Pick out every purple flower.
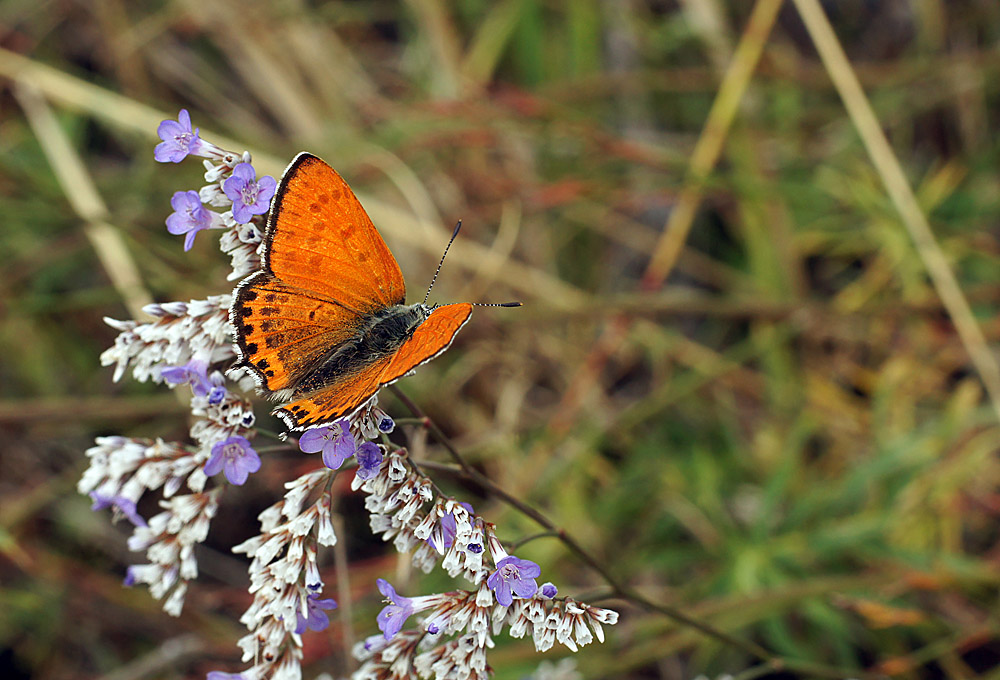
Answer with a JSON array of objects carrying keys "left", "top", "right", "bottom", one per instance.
[
  {"left": 90, "top": 492, "right": 147, "bottom": 528},
  {"left": 294, "top": 591, "right": 338, "bottom": 634},
  {"left": 223, "top": 163, "right": 276, "bottom": 224},
  {"left": 376, "top": 578, "right": 414, "bottom": 640},
  {"left": 166, "top": 190, "right": 215, "bottom": 251},
  {"left": 372, "top": 406, "right": 395, "bottom": 433},
  {"left": 206, "top": 672, "right": 245, "bottom": 680},
  {"left": 487, "top": 555, "right": 540, "bottom": 607},
  {"left": 299, "top": 420, "right": 356, "bottom": 470},
  {"left": 154, "top": 109, "right": 205, "bottom": 163},
  {"left": 206, "top": 374, "right": 227, "bottom": 405},
  {"left": 123, "top": 565, "right": 139, "bottom": 586},
  {"left": 540, "top": 582, "right": 558, "bottom": 599},
  {"left": 205, "top": 435, "right": 260, "bottom": 485},
  {"left": 161, "top": 358, "right": 205, "bottom": 392},
  {"left": 161, "top": 360, "right": 226, "bottom": 404},
  {"left": 355, "top": 442, "right": 383, "bottom": 480},
  {"left": 430, "top": 502, "right": 474, "bottom": 550}
]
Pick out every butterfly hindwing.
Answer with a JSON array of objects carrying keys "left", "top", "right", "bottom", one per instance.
[
  {"left": 232, "top": 272, "right": 364, "bottom": 393},
  {"left": 382, "top": 303, "right": 473, "bottom": 383},
  {"left": 265, "top": 153, "right": 406, "bottom": 313},
  {"left": 274, "top": 356, "right": 395, "bottom": 431}
]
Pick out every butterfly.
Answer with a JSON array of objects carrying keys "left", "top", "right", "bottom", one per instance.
[{"left": 230, "top": 152, "right": 479, "bottom": 433}]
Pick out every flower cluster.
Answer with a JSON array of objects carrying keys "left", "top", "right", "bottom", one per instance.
[
  {"left": 231, "top": 468, "right": 338, "bottom": 680},
  {"left": 82, "top": 112, "right": 273, "bottom": 619},
  {"left": 350, "top": 448, "right": 618, "bottom": 679},
  {"left": 82, "top": 110, "right": 617, "bottom": 680},
  {"left": 79, "top": 436, "right": 216, "bottom": 613}
]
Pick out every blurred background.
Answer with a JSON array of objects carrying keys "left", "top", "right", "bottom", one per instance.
[{"left": 2, "top": 1, "right": 1000, "bottom": 679}]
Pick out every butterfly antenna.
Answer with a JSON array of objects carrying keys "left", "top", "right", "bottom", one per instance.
[
  {"left": 473, "top": 301, "right": 522, "bottom": 307},
  {"left": 423, "top": 220, "right": 463, "bottom": 305}
]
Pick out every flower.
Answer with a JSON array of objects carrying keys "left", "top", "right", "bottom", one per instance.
[
  {"left": 355, "top": 442, "right": 383, "bottom": 480},
  {"left": 376, "top": 578, "right": 414, "bottom": 640},
  {"left": 89, "top": 491, "right": 147, "bottom": 528},
  {"left": 432, "top": 501, "right": 474, "bottom": 550},
  {"left": 299, "top": 420, "right": 356, "bottom": 470},
  {"left": 206, "top": 672, "right": 244, "bottom": 680},
  {"left": 166, "top": 190, "right": 217, "bottom": 251},
  {"left": 540, "top": 582, "right": 558, "bottom": 599},
  {"left": 223, "top": 163, "right": 276, "bottom": 224},
  {"left": 161, "top": 358, "right": 226, "bottom": 404},
  {"left": 205, "top": 435, "right": 260, "bottom": 485},
  {"left": 371, "top": 405, "right": 395, "bottom": 433},
  {"left": 294, "top": 591, "right": 338, "bottom": 634},
  {"left": 154, "top": 110, "right": 205, "bottom": 163},
  {"left": 205, "top": 373, "right": 227, "bottom": 405},
  {"left": 161, "top": 358, "right": 211, "bottom": 394},
  {"left": 487, "top": 555, "right": 540, "bottom": 607}
]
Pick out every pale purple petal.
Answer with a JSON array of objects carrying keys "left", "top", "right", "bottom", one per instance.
[
  {"left": 230, "top": 201, "right": 252, "bottom": 225},
  {"left": 154, "top": 110, "right": 203, "bottom": 163},
  {"left": 204, "top": 449, "right": 225, "bottom": 477},
  {"left": 488, "top": 555, "right": 541, "bottom": 606},
  {"left": 298, "top": 427, "right": 330, "bottom": 454},
  {"left": 206, "top": 436, "right": 260, "bottom": 486},
  {"left": 322, "top": 441, "right": 353, "bottom": 470},
  {"left": 377, "top": 578, "right": 396, "bottom": 600},
  {"left": 511, "top": 576, "right": 538, "bottom": 599},
  {"left": 159, "top": 364, "right": 190, "bottom": 384},
  {"left": 231, "top": 162, "right": 256, "bottom": 183},
  {"left": 375, "top": 578, "right": 414, "bottom": 639},
  {"left": 493, "top": 579, "right": 513, "bottom": 607},
  {"left": 509, "top": 556, "right": 541, "bottom": 578},
  {"left": 255, "top": 175, "right": 277, "bottom": 206},
  {"left": 355, "top": 442, "right": 382, "bottom": 480},
  {"left": 89, "top": 492, "right": 147, "bottom": 528},
  {"left": 223, "top": 174, "right": 247, "bottom": 203},
  {"left": 206, "top": 672, "right": 244, "bottom": 680},
  {"left": 165, "top": 190, "right": 213, "bottom": 250}
]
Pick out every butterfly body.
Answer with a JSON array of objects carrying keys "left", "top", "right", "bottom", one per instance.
[
  {"left": 230, "top": 153, "right": 472, "bottom": 432},
  {"left": 291, "top": 302, "right": 431, "bottom": 395}
]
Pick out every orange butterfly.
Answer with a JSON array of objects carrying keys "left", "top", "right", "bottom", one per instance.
[{"left": 230, "top": 153, "right": 479, "bottom": 432}]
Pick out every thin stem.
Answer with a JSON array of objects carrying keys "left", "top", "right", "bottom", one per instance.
[
  {"left": 389, "top": 385, "right": 476, "bottom": 478},
  {"left": 387, "top": 388, "right": 883, "bottom": 678},
  {"left": 507, "top": 530, "right": 559, "bottom": 551},
  {"left": 254, "top": 444, "right": 298, "bottom": 454},
  {"left": 394, "top": 406, "right": 774, "bottom": 663},
  {"left": 255, "top": 427, "right": 292, "bottom": 443}
]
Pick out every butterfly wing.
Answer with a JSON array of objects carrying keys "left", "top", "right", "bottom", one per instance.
[
  {"left": 382, "top": 303, "right": 473, "bottom": 383},
  {"left": 263, "top": 153, "right": 406, "bottom": 312},
  {"left": 231, "top": 273, "right": 364, "bottom": 393},
  {"left": 274, "top": 357, "right": 395, "bottom": 431},
  {"left": 273, "top": 304, "right": 473, "bottom": 431},
  {"left": 232, "top": 152, "right": 405, "bottom": 393}
]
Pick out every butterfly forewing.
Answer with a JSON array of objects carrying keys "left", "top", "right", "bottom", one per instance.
[
  {"left": 265, "top": 153, "right": 406, "bottom": 312},
  {"left": 382, "top": 303, "right": 473, "bottom": 383},
  {"left": 232, "top": 273, "right": 364, "bottom": 392}
]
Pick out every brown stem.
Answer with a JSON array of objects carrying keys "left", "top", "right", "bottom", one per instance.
[{"left": 388, "top": 399, "right": 883, "bottom": 678}]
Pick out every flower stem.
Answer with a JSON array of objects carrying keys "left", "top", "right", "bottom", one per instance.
[{"left": 392, "top": 388, "right": 880, "bottom": 679}]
